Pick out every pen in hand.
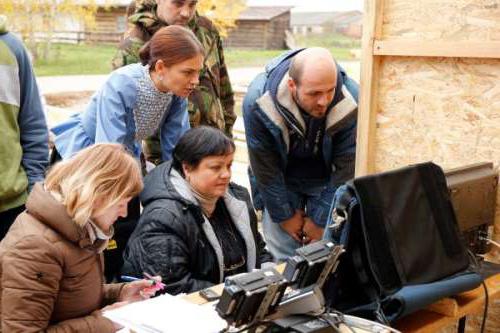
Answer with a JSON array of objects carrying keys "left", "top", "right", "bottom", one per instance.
[
  {"left": 120, "top": 275, "right": 143, "bottom": 283},
  {"left": 120, "top": 274, "right": 166, "bottom": 293}
]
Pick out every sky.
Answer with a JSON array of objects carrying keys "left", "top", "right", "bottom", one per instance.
[{"left": 246, "top": 0, "right": 364, "bottom": 12}]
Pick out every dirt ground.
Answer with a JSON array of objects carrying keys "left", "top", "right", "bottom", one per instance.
[{"left": 44, "top": 91, "right": 94, "bottom": 108}]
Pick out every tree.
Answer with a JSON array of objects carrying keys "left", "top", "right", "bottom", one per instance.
[
  {"left": 197, "top": 0, "right": 246, "bottom": 37},
  {"left": 0, "top": 0, "right": 99, "bottom": 60}
]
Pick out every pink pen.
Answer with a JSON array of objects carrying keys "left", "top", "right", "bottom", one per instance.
[{"left": 143, "top": 272, "right": 166, "bottom": 293}]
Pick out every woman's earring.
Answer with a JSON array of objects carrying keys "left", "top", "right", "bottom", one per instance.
[{"left": 158, "top": 75, "right": 163, "bottom": 82}]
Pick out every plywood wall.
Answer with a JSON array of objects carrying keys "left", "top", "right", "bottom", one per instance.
[
  {"left": 382, "top": 0, "right": 500, "bottom": 41},
  {"left": 374, "top": 56, "right": 500, "bottom": 172},
  {"left": 357, "top": 0, "right": 500, "bottom": 266}
]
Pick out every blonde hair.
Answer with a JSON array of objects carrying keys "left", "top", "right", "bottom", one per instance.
[{"left": 45, "top": 144, "right": 143, "bottom": 227}]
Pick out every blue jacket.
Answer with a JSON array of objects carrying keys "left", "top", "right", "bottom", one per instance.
[
  {"left": 52, "top": 63, "right": 189, "bottom": 161},
  {"left": 243, "top": 50, "right": 359, "bottom": 227},
  {"left": 0, "top": 27, "right": 48, "bottom": 212}
]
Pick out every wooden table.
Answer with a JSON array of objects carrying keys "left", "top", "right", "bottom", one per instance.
[{"left": 395, "top": 273, "right": 500, "bottom": 332}]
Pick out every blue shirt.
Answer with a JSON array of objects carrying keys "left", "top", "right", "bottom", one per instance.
[{"left": 52, "top": 63, "right": 189, "bottom": 161}]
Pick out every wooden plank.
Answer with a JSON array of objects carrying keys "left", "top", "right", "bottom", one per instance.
[
  {"left": 374, "top": 40, "right": 500, "bottom": 58},
  {"left": 183, "top": 283, "right": 225, "bottom": 305},
  {"left": 426, "top": 297, "right": 459, "bottom": 317},
  {"left": 395, "top": 273, "right": 500, "bottom": 332},
  {"left": 355, "top": 0, "right": 385, "bottom": 176}
]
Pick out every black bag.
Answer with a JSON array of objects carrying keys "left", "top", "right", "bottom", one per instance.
[{"left": 323, "top": 162, "right": 482, "bottom": 323}]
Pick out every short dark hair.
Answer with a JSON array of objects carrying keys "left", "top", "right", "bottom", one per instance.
[
  {"left": 172, "top": 127, "right": 235, "bottom": 175},
  {"left": 288, "top": 56, "right": 304, "bottom": 86}
]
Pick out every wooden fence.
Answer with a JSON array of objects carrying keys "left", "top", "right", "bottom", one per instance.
[{"left": 30, "top": 31, "right": 123, "bottom": 44}]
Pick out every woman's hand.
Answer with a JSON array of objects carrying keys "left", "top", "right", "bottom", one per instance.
[
  {"left": 119, "top": 279, "right": 155, "bottom": 302},
  {"left": 119, "top": 277, "right": 162, "bottom": 303}
]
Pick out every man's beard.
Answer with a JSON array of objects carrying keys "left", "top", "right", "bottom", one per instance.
[
  {"left": 292, "top": 90, "right": 327, "bottom": 119},
  {"left": 291, "top": 90, "right": 306, "bottom": 113}
]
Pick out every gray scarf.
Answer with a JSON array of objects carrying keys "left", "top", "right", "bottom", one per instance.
[
  {"left": 170, "top": 169, "right": 221, "bottom": 217},
  {"left": 133, "top": 65, "right": 173, "bottom": 140}
]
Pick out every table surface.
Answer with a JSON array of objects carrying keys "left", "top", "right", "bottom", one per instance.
[{"left": 394, "top": 273, "right": 500, "bottom": 332}]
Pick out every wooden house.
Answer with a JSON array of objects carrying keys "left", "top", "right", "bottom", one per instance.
[{"left": 224, "top": 6, "right": 292, "bottom": 50}]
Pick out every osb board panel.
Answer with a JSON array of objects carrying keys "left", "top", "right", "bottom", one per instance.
[
  {"left": 373, "top": 56, "right": 500, "bottom": 259},
  {"left": 382, "top": 0, "right": 500, "bottom": 41}
]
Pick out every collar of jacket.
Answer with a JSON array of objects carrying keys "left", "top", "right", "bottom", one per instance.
[
  {"left": 169, "top": 167, "right": 257, "bottom": 283},
  {"left": 25, "top": 183, "right": 102, "bottom": 250},
  {"left": 256, "top": 64, "right": 357, "bottom": 151}
]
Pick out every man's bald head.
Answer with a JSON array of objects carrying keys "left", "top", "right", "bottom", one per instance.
[
  {"left": 287, "top": 48, "right": 338, "bottom": 118},
  {"left": 289, "top": 48, "right": 337, "bottom": 87}
]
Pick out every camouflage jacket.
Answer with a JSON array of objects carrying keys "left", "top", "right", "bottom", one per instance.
[{"left": 112, "top": 1, "right": 236, "bottom": 137}]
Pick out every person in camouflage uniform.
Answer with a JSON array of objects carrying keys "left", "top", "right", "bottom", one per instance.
[{"left": 112, "top": 0, "right": 236, "bottom": 165}]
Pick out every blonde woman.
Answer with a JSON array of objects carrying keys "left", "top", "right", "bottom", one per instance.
[{"left": 0, "top": 144, "right": 156, "bottom": 332}]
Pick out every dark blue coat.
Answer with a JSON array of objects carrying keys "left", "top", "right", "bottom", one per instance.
[{"left": 242, "top": 49, "right": 359, "bottom": 227}]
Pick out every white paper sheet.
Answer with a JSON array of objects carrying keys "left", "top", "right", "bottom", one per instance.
[{"left": 104, "top": 294, "right": 227, "bottom": 333}]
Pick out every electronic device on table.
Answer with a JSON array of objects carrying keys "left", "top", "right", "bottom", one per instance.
[
  {"left": 445, "top": 162, "right": 498, "bottom": 255},
  {"left": 215, "top": 240, "right": 400, "bottom": 332},
  {"left": 216, "top": 267, "right": 287, "bottom": 327}
]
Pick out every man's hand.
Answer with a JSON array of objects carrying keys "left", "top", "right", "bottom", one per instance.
[
  {"left": 280, "top": 210, "right": 306, "bottom": 243},
  {"left": 302, "top": 217, "right": 324, "bottom": 244}
]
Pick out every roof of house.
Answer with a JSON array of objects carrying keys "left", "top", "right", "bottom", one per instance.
[
  {"left": 333, "top": 11, "right": 363, "bottom": 25},
  {"left": 291, "top": 10, "right": 362, "bottom": 26},
  {"left": 291, "top": 11, "right": 339, "bottom": 26},
  {"left": 237, "top": 6, "right": 293, "bottom": 21}
]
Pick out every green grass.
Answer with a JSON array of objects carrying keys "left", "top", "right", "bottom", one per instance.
[
  {"left": 34, "top": 43, "right": 117, "bottom": 76},
  {"left": 33, "top": 36, "right": 358, "bottom": 76},
  {"left": 293, "top": 32, "right": 360, "bottom": 61},
  {"left": 225, "top": 47, "right": 355, "bottom": 68},
  {"left": 294, "top": 32, "right": 361, "bottom": 49},
  {"left": 225, "top": 49, "right": 285, "bottom": 68}
]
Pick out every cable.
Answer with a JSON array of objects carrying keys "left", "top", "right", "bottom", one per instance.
[
  {"left": 480, "top": 281, "right": 489, "bottom": 333},
  {"left": 375, "top": 301, "right": 390, "bottom": 326},
  {"left": 320, "top": 312, "right": 356, "bottom": 333},
  {"left": 467, "top": 249, "right": 480, "bottom": 270},
  {"left": 479, "top": 236, "right": 500, "bottom": 250},
  {"left": 466, "top": 247, "right": 488, "bottom": 333}
]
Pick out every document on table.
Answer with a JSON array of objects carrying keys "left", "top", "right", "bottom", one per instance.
[{"left": 103, "top": 293, "right": 227, "bottom": 333}]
